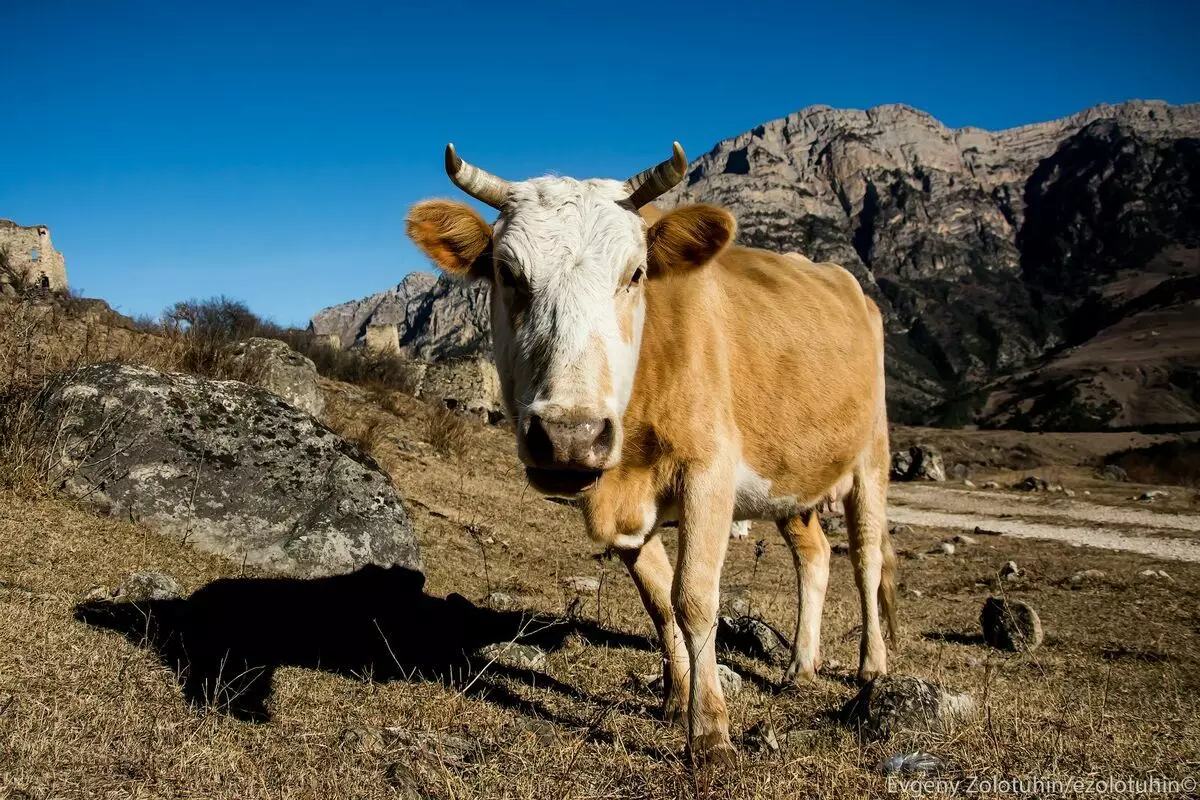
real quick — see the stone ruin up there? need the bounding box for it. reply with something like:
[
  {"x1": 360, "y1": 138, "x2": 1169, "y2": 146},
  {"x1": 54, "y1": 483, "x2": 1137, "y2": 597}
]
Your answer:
[
  {"x1": 363, "y1": 323, "x2": 400, "y2": 354},
  {"x1": 0, "y1": 220, "x2": 68, "y2": 296}
]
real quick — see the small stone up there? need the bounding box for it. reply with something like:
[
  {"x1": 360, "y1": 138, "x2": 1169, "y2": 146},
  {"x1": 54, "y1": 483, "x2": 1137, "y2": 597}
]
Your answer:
[
  {"x1": 1048, "y1": 484, "x2": 1065, "y2": 493},
  {"x1": 473, "y1": 642, "x2": 547, "y2": 670},
  {"x1": 881, "y1": 751, "x2": 950, "y2": 776},
  {"x1": 717, "y1": 664, "x2": 743, "y2": 696},
  {"x1": 832, "y1": 541, "x2": 850, "y2": 555},
  {"x1": 112, "y1": 572, "x2": 183, "y2": 603},
  {"x1": 842, "y1": 675, "x2": 975, "y2": 740},
  {"x1": 483, "y1": 591, "x2": 517, "y2": 610},
  {"x1": 889, "y1": 524, "x2": 913, "y2": 536},
  {"x1": 999, "y1": 561, "x2": 1021, "y2": 580},
  {"x1": 1064, "y1": 489, "x2": 1076, "y2": 497},
  {"x1": 909, "y1": 589, "x2": 923, "y2": 598},
  {"x1": 718, "y1": 615, "x2": 792, "y2": 666},
  {"x1": 82, "y1": 584, "x2": 112, "y2": 602},
  {"x1": 561, "y1": 575, "x2": 601, "y2": 594},
  {"x1": 981, "y1": 597, "x2": 1043, "y2": 652},
  {"x1": 963, "y1": 479, "x2": 976, "y2": 488},
  {"x1": 953, "y1": 534, "x2": 977, "y2": 546},
  {"x1": 340, "y1": 726, "x2": 385, "y2": 753},
  {"x1": 932, "y1": 542, "x2": 955, "y2": 556},
  {"x1": 1137, "y1": 490, "x2": 1168, "y2": 502},
  {"x1": 743, "y1": 720, "x2": 779, "y2": 753},
  {"x1": 725, "y1": 593, "x2": 752, "y2": 618},
  {"x1": 950, "y1": 463, "x2": 970, "y2": 480},
  {"x1": 1069, "y1": 569, "x2": 1106, "y2": 587},
  {"x1": 1013, "y1": 476, "x2": 1048, "y2": 492},
  {"x1": 974, "y1": 526, "x2": 1003, "y2": 537},
  {"x1": 981, "y1": 481, "x2": 1000, "y2": 490},
  {"x1": 823, "y1": 658, "x2": 844, "y2": 672}
]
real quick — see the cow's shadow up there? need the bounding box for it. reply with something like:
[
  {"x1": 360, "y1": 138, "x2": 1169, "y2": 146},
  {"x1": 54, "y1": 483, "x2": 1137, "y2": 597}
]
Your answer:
[{"x1": 74, "y1": 565, "x2": 653, "y2": 723}]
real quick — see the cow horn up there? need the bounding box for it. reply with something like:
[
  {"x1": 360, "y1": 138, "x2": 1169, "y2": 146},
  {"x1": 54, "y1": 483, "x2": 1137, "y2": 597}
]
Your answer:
[
  {"x1": 624, "y1": 142, "x2": 688, "y2": 208},
  {"x1": 445, "y1": 143, "x2": 511, "y2": 209}
]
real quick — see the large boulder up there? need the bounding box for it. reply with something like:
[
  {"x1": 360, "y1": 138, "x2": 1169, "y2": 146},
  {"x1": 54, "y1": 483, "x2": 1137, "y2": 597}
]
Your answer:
[
  {"x1": 227, "y1": 337, "x2": 324, "y2": 417},
  {"x1": 842, "y1": 675, "x2": 975, "y2": 740},
  {"x1": 36, "y1": 363, "x2": 420, "y2": 577}
]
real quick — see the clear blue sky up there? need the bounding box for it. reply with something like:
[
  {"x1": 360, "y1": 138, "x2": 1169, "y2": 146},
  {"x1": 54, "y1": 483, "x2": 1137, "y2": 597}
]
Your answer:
[{"x1": 2, "y1": 0, "x2": 1197, "y2": 327}]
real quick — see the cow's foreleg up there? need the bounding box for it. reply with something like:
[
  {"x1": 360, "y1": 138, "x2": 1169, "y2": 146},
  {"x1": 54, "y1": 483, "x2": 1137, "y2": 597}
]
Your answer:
[
  {"x1": 846, "y1": 440, "x2": 890, "y2": 682},
  {"x1": 619, "y1": 536, "x2": 689, "y2": 726},
  {"x1": 777, "y1": 509, "x2": 830, "y2": 683},
  {"x1": 674, "y1": 462, "x2": 736, "y2": 764}
]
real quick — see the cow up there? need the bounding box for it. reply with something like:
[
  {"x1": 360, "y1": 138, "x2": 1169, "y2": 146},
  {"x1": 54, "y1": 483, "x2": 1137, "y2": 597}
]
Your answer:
[{"x1": 405, "y1": 143, "x2": 898, "y2": 763}]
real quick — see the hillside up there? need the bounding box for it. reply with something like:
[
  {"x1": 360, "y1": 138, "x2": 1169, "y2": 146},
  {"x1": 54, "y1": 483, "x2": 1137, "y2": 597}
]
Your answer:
[{"x1": 319, "y1": 101, "x2": 1200, "y2": 431}]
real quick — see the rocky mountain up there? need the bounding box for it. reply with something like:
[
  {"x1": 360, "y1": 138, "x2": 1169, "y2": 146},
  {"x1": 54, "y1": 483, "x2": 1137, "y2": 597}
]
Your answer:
[
  {"x1": 661, "y1": 100, "x2": 1200, "y2": 428},
  {"x1": 309, "y1": 272, "x2": 490, "y2": 360},
  {"x1": 312, "y1": 100, "x2": 1200, "y2": 431}
]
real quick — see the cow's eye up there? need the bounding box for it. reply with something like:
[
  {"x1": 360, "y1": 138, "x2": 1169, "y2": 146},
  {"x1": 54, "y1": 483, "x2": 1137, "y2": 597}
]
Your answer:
[
  {"x1": 630, "y1": 267, "x2": 644, "y2": 286},
  {"x1": 497, "y1": 262, "x2": 523, "y2": 292}
]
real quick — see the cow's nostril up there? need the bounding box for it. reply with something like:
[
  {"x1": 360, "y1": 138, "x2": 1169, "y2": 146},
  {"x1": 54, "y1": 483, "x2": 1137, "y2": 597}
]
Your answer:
[
  {"x1": 525, "y1": 415, "x2": 555, "y2": 466},
  {"x1": 592, "y1": 419, "x2": 615, "y2": 458}
]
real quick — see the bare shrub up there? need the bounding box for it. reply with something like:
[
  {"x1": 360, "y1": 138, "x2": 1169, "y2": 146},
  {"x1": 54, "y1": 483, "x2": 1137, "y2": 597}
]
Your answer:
[
  {"x1": 426, "y1": 404, "x2": 473, "y2": 460},
  {"x1": 1106, "y1": 440, "x2": 1200, "y2": 488}
]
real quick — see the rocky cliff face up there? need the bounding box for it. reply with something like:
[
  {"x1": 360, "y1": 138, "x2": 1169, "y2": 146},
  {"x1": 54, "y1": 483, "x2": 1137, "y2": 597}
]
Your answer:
[
  {"x1": 661, "y1": 100, "x2": 1200, "y2": 427},
  {"x1": 309, "y1": 272, "x2": 490, "y2": 361},
  {"x1": 313, "y1": 100, "x2": 1200, "y2": 431}
]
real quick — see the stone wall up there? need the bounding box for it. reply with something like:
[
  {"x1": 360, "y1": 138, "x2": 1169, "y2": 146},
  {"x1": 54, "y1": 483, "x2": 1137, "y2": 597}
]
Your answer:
[
  {"x1": 363, "y1": 323, "x2": 400, "y2": 354},
  {"x1": 0, "y1": 220, "x2": 68, "y2": 294}
]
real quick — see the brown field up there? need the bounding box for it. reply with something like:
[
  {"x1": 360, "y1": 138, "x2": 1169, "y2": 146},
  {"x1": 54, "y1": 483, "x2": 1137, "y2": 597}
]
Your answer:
[{"x1": 2, "y1": 300, "x2": 1199, "y2": 798}]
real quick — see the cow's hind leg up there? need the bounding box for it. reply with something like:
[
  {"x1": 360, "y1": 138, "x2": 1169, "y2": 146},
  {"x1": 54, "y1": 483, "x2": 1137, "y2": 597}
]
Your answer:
[
  {"x1": 619, "y1": 536, "x2": 689, "y2": 726},
  {"x1": 777, "y1": 509, "x2": 830, "y2": 683},
  {"x1": 845, "y1": 438, "x2": 895, "y2": 682}
]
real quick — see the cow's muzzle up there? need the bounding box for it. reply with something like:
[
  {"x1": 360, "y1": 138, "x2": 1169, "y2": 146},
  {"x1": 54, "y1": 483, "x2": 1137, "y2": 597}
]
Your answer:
[{"x1": 521, "y1": 412, "x2": 615, "y2": 494}]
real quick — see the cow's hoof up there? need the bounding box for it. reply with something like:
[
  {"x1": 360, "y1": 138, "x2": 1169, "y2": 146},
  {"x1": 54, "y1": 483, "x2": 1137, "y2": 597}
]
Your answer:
[
  {"x1": 857, "y1": 665, "x2": 886, "y2": 684},
  {"x1": 784, "y1": 660, "x2": 820, "y2": 684},
  {"x1": 687, "y1": 733, "x2": 737, "y2": 767}
]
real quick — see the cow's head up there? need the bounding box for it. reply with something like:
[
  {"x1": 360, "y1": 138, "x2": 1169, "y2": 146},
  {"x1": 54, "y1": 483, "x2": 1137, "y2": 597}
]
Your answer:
[{"x1": 406, "y1": 144, "x2": 734, "y2": 496}]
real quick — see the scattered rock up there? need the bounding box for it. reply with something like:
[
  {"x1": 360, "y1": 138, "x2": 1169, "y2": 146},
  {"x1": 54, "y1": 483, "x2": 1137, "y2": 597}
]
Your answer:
[
  {"x1": 1139, "y1": 569, "x2": 1173, "y2": 581},
  {"x1": 1012, "y1": 476, "x2": 1048, "y2": 492},
  {"x1": 718, "y1": 615, "x2": 792, "y2": 666},
  {"x1": 718, "y1": 664, "x2": 743, "y2": 697},
  {"x1": 483, "y1": 591, "x2": 517, "y2": 610},
  {"x1": 974, "y1": 526, "x2": 1004, "y2": 537},
  {"x1": 949, "y1": 462, "x2": 970, "y2": 481},
  {"x1": 112, "y1": 572, "x2": 184, "y2": 603},
  {"x1": 1097, "y1": 464, "x2": 1129, "y2": 482},
  {"x1": 1069, "y1": 569, "x2": 1106, "y2": 587},
  {"x1": 1048, "y1": 483, "x2": 1066, "y2": 493},
  {"x1": 823, "y1": 515, "x2": 847, "y2": 535},
  {"x1": 981, "y1": 597, "x2": 1044, "y2": 652},
  {"x1": 1137, "y1": 490, "x2": 1169, "y2": 502},
  {"x1": 34, "y1": 363, "x2": 421, "y2": 578},
  {"x1": 932, "y1": 542, "x2": 955, "y2": 556},
  {"x1": 226, "y1": 337, "x2": 324, "y2": 417},
  {"x1": 891, "y1": 445, "x2": 946, "y2": 482},
  {"x1": 953, "y1": 534, "x2": 977, "y2": 546},
  {"x1": 473, "y1": 642, "x2": 547, "y2": 670},
  {"x1": 963, "y1": 479, "x2": 976, "y2": 488},
  {"x1": 723, "y1": 590, "x2": 753, "y2": 618},
  {"x1": 889, "y1": 523, "x2": 913, "y2": 536},
  {"x1": 999, "y1": 561, "x2": 1022, "y2": 580},
  {"x1": 908, "y1": 589, "x2": 923, "y2": 598},
  {"x1": 981, "y1": 481, "x2": 1000, "y2": 490},
  {"x1": 1064, "y1": 488, "x2": 1076, "y2": 497},
  {"x1": 842, "y1": 675, "x2": 976, "y2": 740},
  {"x1": 561, "y1": 575, "x2": 601, "y2": 594},
  {"x1": 743, "y1": 720, "x2": 780, "y2": 754},
  {"x1": 881, "y1": 751, "x2": 950, "y2": 776},
  {"x1": 383, "y1": 727, "x2": 479, "y2": 764},
  {"x1": 340, "y1": 726, "x2": 386, "y2": 754}
]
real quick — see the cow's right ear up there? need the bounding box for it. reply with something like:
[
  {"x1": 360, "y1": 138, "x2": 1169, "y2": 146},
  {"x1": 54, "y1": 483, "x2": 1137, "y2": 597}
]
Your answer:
[{"x1": 406, "y1": 200, "x2": 493, "y2": 279}]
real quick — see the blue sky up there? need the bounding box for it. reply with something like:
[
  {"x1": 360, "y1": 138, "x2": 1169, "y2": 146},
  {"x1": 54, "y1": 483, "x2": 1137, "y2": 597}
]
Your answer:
[{"x1": 2, "y1": 0, "x2": 1197, "y2": 326}]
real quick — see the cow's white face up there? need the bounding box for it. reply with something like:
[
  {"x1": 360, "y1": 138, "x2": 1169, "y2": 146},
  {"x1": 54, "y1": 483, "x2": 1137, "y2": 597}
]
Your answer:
[
  {"x1": 406, "y1": 143, "x2": 733, "y2": 497},
  {"x1": 489, "y1": 177, "x2": 647, "y2": 490}
]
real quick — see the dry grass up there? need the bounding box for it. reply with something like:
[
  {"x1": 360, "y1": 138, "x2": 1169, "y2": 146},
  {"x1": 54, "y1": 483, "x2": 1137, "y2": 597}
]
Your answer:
[
  {"x1": 2, "y1": 299, "x2": 1199, "y2": 798},
  {"x1": 426, "y1": 403, "x2": 474, "y2": 461}
]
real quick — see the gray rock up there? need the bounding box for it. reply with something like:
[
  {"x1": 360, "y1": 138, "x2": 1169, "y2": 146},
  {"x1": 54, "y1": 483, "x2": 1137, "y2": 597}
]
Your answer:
[
  {"x1": 981, "y1": 597, "x2": 1044, "y2": 652},
  {"x1": 932, "y1": 542, "x2": 956, "y2": 556},
  {"x1": 953, "y1": 534, "x2": 977, "y2": 546},
  {"x1": 1138, "y1": 490, "x2": 1169, "y2": 502},
  {"x1": 561, "y1": 575, "x2": 602, "y2": 594},
  {"x1": 949, "y1": 462, "x2": 970, "y2": 480},
  {"x1": 1069, "y1": 569, "x2": 1106, "y2": 587},
  {"x1": 743, "y1": 720, "x2": 779, "y2": 754},
  {"x1": 35, "y1": 363, "x2": 420, "y2": 578},
  {"x1": 718, "y1": 615, "x2": 792, "y2": 666},
  {"x1": 891, "y1": 445, "x2": 946, "y2": 482},
  {"x1": 981, "y1": 481, "x2": 1000, "y2": 490},
  {"x1": 717, "y1": 664, "x2": 743, "y2": 697},
  {"x1": 1098, "y1": 464, "x2": 1129, "y2": 482},
  {"x1": 473, "y1": 642, "x2": 547, "y2": 670},
  {"x1": 999, "y1": 561, "x2": 1022, "y2": 580},
  {"x1": 226, "y1": 337, "x2": 324, "y2": 417},
  {"x1": 1013, "y1": 476, "x2": 1049, "y2": 492},
  {"x1": 112, "y1": 572, "x2": 183, "y2": 602},
  {"x1": 842, "y1": 675, "x2": 976, "y2": 740}
]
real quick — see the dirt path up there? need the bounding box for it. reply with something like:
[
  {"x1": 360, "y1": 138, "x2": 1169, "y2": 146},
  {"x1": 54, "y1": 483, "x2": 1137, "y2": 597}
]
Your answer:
[{"x1": 888, "y1": 484, "x2": 1200, "y2": 563}]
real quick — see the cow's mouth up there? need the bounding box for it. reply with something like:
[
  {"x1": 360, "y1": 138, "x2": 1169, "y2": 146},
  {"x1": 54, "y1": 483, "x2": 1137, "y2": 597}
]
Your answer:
[{"x1": 525, "y1": 467, "x2": 602, "y2": 496}]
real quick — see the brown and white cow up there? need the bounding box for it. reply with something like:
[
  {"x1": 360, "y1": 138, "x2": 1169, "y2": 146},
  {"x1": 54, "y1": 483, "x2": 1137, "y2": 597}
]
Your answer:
[{"x1": 406, "y1": 143, "x2": 898, "y2": 763}]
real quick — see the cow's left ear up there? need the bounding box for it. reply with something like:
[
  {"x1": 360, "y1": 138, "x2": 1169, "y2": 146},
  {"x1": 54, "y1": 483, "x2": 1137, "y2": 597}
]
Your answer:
[
  {"x1": 646, "y1": 204, "x2": 736, "y2": 276},
  {"x1": 406, "y1": 199, "x2": 493, "y2": 280}
]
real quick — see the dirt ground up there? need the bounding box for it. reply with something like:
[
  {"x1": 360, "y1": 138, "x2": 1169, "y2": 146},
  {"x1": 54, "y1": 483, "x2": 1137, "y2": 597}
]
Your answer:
[{"x1": 2, "y1": 379, "x2": 1199, "y2": 798}]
